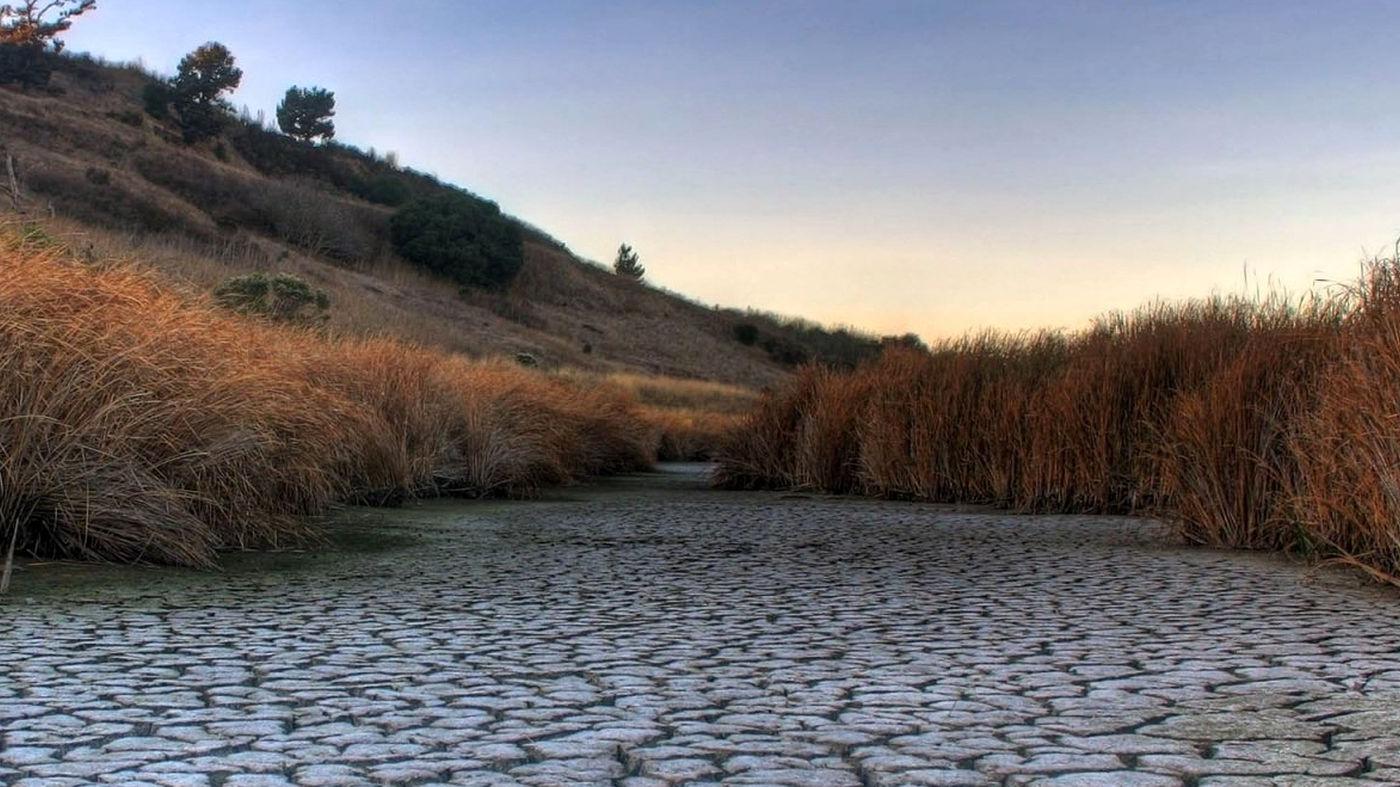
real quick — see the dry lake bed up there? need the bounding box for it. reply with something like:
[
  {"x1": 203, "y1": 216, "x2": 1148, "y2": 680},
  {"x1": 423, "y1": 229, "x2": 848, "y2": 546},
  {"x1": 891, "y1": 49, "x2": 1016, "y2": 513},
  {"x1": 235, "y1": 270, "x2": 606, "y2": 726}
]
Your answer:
[{"x1": 4, "y1": 464, "x2": 1400, "y2": 786}]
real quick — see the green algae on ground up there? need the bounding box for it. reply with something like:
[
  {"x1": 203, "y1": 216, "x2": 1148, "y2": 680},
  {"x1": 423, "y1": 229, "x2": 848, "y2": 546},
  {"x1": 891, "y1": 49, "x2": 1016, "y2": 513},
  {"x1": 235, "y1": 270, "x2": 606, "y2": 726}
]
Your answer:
[{"x1": 2, "y1": 504, "x2": 428, "y2": 601}]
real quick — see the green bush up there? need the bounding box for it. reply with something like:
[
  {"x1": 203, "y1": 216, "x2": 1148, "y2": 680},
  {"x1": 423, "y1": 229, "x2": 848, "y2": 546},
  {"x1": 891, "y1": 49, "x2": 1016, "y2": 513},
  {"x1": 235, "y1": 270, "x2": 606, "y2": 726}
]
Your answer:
[
  {"x1": 732, "y1": 323, "x2": 759, "y2": 345},
  {"x1": 141, "y1": 80, "x2": 171, "y2": 118},
  {"x1": 759, "y1": 334, "x2": 809, "y2": 366},
  {"x1": 389, "y1": 193, "x2": 523, "y2": 290},
  {"x1": 0, "y1": 44, "x2": 50, "y2": 88},
  {"x1": 213, "y1": 272, "x2": 329, "y2": 323},
  {"x1": 351, "y1": 173, "x2": 411, "y2": 206}
]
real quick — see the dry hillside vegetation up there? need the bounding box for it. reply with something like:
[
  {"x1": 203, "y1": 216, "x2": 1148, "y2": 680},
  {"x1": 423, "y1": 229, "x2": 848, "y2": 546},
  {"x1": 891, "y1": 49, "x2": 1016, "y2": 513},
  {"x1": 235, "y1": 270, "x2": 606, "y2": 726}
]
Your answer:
[
  {"x1": 719, "y1": 259, "x2": 1400, "y2": 584},
  {"x1": 0, "y1": 53, "x2": 883, "y2": 388},
  {"x1": 0, "y1": 230, "x2": 716, "y2": 571}
]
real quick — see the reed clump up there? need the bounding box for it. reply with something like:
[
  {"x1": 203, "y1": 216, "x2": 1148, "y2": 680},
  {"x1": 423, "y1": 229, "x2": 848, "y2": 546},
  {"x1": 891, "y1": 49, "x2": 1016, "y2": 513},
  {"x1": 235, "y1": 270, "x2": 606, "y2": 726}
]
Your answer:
[
  {"x1": 718, "y1": 259, "x2": 1400, "y2": 583},
  {"x1": 0, "y1": 236, "x2": 653, "y2": 570}
]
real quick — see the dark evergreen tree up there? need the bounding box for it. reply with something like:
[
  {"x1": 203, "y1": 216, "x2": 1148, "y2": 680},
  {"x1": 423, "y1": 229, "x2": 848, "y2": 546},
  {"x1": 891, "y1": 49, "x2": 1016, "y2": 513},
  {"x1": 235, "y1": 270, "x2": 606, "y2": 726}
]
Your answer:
[
  {"x1": 170, "y1": 42, "x2": 242, "y2": 142},
  {"x1": 613, "y1": 243, "x2": 645, "y2": 279},
  {"x1": 277, "y1": 85, "x2": 335, "y2": 143}
]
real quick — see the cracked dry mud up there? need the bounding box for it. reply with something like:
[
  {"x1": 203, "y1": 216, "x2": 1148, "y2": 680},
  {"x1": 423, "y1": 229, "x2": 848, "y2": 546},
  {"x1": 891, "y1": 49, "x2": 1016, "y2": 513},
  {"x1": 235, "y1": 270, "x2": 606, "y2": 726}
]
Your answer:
[{"x1": 4, "y1": 464, "x2": 1400, "y2": 786}]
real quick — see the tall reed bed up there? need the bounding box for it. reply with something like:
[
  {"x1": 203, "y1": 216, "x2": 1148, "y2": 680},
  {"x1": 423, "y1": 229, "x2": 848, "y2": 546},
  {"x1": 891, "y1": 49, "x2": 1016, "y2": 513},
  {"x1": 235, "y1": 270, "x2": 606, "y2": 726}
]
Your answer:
[
  {"x1": 0, "y1": 238, "x2": 653, "y2": 574},
  {"x1": 718, "y1": 260, "x2": 1400, "y2": 582}
]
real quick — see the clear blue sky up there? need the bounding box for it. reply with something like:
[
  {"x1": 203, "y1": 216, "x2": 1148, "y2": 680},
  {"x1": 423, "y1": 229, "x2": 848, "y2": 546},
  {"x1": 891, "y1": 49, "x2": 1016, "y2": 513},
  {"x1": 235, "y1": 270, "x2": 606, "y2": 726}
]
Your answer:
[{"x1": 63, "y1": 1, "x2": 1400, "y2": 339}]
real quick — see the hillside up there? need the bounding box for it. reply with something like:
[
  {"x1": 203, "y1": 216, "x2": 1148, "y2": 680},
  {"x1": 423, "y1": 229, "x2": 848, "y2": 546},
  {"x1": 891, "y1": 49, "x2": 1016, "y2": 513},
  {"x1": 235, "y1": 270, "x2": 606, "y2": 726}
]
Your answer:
[{"x1": 0, "y1": 52, "x2": 884, "y2": 388}]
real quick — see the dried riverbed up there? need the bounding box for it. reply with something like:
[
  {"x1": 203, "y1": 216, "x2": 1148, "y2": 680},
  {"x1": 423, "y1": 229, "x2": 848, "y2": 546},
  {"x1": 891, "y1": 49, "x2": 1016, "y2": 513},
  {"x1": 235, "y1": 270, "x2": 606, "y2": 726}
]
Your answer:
[{"x1": 4, "y1": 464, "x2": 1400, "y2": 785}]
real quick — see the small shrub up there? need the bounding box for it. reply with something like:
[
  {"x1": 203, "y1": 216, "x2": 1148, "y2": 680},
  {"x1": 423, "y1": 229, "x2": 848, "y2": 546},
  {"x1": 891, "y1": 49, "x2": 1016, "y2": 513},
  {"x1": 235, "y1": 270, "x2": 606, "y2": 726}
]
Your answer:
[
  {"x1": 351, "y1": 173, "x2": 411, "y2": 206},
  {"x1": 213, "y1": 272, "x2": 329, "y2": 323},
  {"x1": 257, "y1": 180, "x2": 376, "y2": 262},
  {"x1": 83, "y1": 166, "x2": 109, "y2": 186},
  {"x1": 390, "y1": 193, "x2": 523, "y2": 290},
  {"x1": 732, "y1": 323, "x2": 759, "y2": 346},
  {"x1": 18, "y1": 222, "x2": 57, "y2": 248},
  {"x1": 141, "y1": 80, "x2": 171, "y2": 118},
  {"x1": 759, "y1": 334, "x2": 809, "y2": 366}
]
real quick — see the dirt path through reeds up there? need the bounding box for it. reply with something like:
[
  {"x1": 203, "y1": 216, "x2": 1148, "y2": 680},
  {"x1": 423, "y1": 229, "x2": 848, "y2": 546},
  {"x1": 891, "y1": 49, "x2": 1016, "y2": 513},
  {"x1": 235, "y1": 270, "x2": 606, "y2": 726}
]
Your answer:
[{"x1": 4, "y1": 465, "x2": 1400, "y2": 785}]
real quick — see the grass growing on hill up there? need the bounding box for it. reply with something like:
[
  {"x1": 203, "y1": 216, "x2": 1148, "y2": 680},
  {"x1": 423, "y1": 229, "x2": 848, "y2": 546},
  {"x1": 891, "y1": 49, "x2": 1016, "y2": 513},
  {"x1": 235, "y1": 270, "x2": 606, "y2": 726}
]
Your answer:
[
  {"x1": 0, "y1": 230, "x2": 663, "y2": 579},
  {"x1": 0, "y1": 51, "x2": 884, "y2": 388},
  {"x1": 717, "y1": 258, "x2": 1400, "y2": 584}
]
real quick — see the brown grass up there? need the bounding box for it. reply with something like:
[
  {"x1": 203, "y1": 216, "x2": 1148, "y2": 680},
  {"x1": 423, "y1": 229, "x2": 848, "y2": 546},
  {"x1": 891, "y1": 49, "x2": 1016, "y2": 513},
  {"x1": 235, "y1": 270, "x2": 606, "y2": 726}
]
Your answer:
[
  {"x1": 588, "y1": 372, "x2": 761, "y2": 415},
  {"x1": 717, "y1": 260, "x2": 1400, "y2": 584},
  {"x1": 0, "y1": 233, "x2": 654, "y2": 573},
  {"x1": 0, "y1": 58, "x2": 816, "y2": 389},
  {"x1": 553, "y1": 370, "x2": 756, "y2": 461}
]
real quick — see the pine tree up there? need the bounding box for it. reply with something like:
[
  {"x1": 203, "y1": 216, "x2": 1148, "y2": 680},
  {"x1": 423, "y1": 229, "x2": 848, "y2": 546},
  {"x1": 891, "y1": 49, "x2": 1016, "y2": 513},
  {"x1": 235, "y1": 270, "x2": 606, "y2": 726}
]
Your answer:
[
  {"x1": 277, "y1": 86, "x2": 336, "y2": 143},
  {"x1": 170, "y1": 42, "x2": 242, "y2": 142},
  {"x1": 613, "y1": 243, "x2": 645, "y2": 280}
]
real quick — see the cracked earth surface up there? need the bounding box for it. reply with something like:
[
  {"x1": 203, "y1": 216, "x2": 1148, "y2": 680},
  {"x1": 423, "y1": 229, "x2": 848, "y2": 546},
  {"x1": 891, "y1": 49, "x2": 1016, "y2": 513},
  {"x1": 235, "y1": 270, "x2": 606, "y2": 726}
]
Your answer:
[{"x1": 4, "y1": 464, "x2": 1400, "y2": 786}]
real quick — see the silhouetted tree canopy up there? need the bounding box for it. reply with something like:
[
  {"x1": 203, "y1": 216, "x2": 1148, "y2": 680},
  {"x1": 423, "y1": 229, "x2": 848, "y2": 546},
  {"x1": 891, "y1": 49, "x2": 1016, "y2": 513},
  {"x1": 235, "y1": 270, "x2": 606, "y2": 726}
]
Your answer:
[
  {"x1": 170, "y1": 42, "x2": 241, "y2": 142},
  {"x1": 0, "y1": 0, "x2": 94, "y2": 48},
  {"x1": 0, "y1": 0, "x2": 96, "y2": 87},
  {"x1": 277, "y1": 85, "x2": 335, "y2": 143},
  {"x1": 613, "y1": 243, "x2": 645, "y2": 279}
]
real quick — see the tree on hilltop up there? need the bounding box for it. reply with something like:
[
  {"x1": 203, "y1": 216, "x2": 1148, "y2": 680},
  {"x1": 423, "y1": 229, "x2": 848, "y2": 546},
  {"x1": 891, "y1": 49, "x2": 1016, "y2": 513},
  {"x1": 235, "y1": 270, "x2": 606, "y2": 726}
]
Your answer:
[
  {"x1": 277, "y1": 85, "x2": 335, "y2": 143},
  {"x1": 0, "y1": 0, "x2": 96, "y2": 87},
  {"x1": 613, "y1": 243, "x2": 645, "y2": 280},
  {"x1": 170, "y1": 41, "x2": 242, "y2": 142}
]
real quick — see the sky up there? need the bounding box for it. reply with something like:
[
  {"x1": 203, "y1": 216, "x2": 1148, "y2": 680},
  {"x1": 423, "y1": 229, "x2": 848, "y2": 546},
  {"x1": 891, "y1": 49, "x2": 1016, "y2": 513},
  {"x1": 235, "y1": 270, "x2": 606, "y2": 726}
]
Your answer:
[{"x1": 61, "y1": 0, "x2": 1400, "y2": 340}]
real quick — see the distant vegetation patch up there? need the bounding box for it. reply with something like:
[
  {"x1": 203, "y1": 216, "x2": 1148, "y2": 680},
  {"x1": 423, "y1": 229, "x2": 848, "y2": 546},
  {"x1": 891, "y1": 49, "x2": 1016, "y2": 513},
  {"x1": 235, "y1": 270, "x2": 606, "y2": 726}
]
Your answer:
[{"x1": 725, "y1": 311, "x2": 885, "y2": 370}]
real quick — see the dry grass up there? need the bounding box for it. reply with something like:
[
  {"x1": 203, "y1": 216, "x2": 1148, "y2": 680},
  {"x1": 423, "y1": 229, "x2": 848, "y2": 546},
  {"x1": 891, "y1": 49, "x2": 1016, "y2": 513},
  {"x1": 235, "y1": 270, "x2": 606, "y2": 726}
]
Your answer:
[
  {"x1": 636, "y1": 406, "x2": 744, "y2": 462},
  {"x1": 0, "y1": 232, "x2": 654, "y2": 574},
  {"x1": 718, "y1": 260, "x2": 1400, "y2": 583},
  {"x1": 584, "y1": 371, "x2": 760, "y2": 415},
  {"x1": 553, "y1": 370, "x2": 755, "y2": 461}
]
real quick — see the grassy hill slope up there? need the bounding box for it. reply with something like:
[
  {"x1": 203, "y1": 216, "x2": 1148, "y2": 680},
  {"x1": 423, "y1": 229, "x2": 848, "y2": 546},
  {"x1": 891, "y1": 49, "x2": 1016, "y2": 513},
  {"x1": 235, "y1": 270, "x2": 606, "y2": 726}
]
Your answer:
[{"x1": 0, "y1": 52, "x2": 883, "y2": 388}]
